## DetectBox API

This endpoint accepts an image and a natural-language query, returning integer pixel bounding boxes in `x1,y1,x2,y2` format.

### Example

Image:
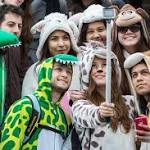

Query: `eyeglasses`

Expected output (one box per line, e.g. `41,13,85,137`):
117,24,141,33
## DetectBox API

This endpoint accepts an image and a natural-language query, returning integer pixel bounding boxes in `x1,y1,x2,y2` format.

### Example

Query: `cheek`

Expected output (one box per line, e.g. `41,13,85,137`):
48,41,57,50
100,31,106,38
68,75,72,83
86,34,90,41
135,32,141,41
90,71,96,81
118,33,124,43
65,41,71,49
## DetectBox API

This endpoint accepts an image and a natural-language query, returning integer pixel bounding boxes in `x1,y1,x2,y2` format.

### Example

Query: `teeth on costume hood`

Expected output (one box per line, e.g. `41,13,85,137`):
55,58,77,65
0,42,21,49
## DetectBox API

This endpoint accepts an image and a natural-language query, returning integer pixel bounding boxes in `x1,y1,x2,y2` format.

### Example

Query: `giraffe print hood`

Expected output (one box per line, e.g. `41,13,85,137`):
124,50,150,114
80,42,121,90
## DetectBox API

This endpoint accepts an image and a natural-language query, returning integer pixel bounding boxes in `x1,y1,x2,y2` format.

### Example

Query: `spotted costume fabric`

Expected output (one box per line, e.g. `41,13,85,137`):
79,42,121,90
72,96,137,150
0,54,78,150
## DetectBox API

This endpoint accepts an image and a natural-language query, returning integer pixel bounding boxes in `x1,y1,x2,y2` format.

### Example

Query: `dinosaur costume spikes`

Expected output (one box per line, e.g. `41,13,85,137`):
54,54,78,65
0,53,79,149
0,30,20,49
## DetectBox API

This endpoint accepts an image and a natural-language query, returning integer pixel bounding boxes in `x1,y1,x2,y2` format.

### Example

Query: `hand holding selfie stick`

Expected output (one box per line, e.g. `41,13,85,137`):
103,7,116,122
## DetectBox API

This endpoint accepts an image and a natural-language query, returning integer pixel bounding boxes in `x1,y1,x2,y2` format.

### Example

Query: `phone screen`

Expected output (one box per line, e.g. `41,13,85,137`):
103,8,115,19
134,115,148,130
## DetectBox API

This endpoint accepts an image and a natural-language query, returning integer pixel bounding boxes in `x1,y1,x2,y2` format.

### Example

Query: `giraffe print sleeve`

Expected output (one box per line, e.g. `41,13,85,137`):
123,95,137,120
0,98,32,150
72,100,106,128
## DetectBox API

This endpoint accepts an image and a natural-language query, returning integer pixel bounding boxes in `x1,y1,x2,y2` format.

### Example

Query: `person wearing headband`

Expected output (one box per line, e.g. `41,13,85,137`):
72,42,136,150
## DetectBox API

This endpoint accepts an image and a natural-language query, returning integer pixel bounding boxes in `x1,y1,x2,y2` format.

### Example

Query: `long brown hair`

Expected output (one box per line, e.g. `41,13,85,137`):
112,23,150,95
87,61,132,133
20,0,33,45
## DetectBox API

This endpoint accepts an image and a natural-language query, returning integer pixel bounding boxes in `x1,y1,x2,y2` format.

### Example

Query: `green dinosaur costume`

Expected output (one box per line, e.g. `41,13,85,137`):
0,30,20,124
0,54,78,150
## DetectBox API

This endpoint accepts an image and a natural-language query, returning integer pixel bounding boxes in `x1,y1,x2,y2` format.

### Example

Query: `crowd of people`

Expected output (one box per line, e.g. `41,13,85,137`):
0,0,150,150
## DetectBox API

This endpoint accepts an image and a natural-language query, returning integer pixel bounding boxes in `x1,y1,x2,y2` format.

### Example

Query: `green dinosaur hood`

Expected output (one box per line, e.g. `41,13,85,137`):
0,29,20,49
33,54,78,134
34,54,78,101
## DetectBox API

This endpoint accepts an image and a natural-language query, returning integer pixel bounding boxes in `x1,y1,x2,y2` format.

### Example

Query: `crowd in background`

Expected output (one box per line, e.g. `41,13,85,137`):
0,0,150,150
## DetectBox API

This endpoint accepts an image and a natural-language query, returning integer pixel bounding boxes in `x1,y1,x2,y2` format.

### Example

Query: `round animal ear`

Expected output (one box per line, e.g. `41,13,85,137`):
31,20,46,34
136,8,149,19
68,20,79,40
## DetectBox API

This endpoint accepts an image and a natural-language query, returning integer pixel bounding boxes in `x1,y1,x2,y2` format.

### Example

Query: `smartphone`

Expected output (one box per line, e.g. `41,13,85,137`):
134,115,148,130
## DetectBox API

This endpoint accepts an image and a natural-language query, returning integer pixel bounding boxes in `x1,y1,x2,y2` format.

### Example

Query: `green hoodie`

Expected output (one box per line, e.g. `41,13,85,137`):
0,54,78,150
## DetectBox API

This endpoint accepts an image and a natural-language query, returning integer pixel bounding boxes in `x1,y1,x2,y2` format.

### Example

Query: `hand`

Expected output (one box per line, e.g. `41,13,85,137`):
136,124,150,143
69,90,87,102
99,102,115,119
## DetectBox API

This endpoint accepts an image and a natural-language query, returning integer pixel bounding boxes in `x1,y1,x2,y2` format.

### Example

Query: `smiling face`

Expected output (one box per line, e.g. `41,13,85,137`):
51,62,73,92
0,12,22,37
48,30,71,56
86,21,106,45
4,0,24,6
118,24,141,53
131,62,150,96
90,57,106,88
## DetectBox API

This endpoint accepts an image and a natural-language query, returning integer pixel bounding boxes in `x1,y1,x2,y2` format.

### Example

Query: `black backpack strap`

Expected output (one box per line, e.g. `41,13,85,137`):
23,95,41,144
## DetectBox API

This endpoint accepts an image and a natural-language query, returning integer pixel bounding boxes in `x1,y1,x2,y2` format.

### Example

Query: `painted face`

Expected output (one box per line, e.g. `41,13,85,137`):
118,24,141,53
4,0,24,6
48,30,71,56
131,63,150,96
0,12,22,37
86,21,106,45
90,57,106,87
51,62,73,92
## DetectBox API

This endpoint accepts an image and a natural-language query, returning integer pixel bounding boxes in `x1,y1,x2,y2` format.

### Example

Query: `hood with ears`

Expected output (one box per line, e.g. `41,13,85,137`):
80,41,121,90
33,54,78,134
113,4,150,48
31,12,80,60
124,50,150,114
78,4,105,33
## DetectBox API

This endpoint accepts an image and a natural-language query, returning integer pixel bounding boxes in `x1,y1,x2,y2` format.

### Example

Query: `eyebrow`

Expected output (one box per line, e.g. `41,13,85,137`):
55,63,72,69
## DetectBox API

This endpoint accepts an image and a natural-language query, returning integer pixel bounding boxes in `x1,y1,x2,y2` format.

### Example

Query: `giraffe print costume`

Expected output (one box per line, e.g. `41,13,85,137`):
0,54,78,150
72,43,137,150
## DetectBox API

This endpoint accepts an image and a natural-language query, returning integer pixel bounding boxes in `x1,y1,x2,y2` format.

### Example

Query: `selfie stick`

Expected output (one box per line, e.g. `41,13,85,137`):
104,8,116,103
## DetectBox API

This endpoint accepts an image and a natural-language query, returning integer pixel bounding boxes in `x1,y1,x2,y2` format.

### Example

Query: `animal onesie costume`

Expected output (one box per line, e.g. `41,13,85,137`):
22,12,80,96
0,54,78,150
72,43,137,150
124,51,150,150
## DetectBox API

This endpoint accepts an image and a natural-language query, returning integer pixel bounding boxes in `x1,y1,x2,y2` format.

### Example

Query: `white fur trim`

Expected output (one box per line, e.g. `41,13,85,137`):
69,13,83,27
31,13,79,60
